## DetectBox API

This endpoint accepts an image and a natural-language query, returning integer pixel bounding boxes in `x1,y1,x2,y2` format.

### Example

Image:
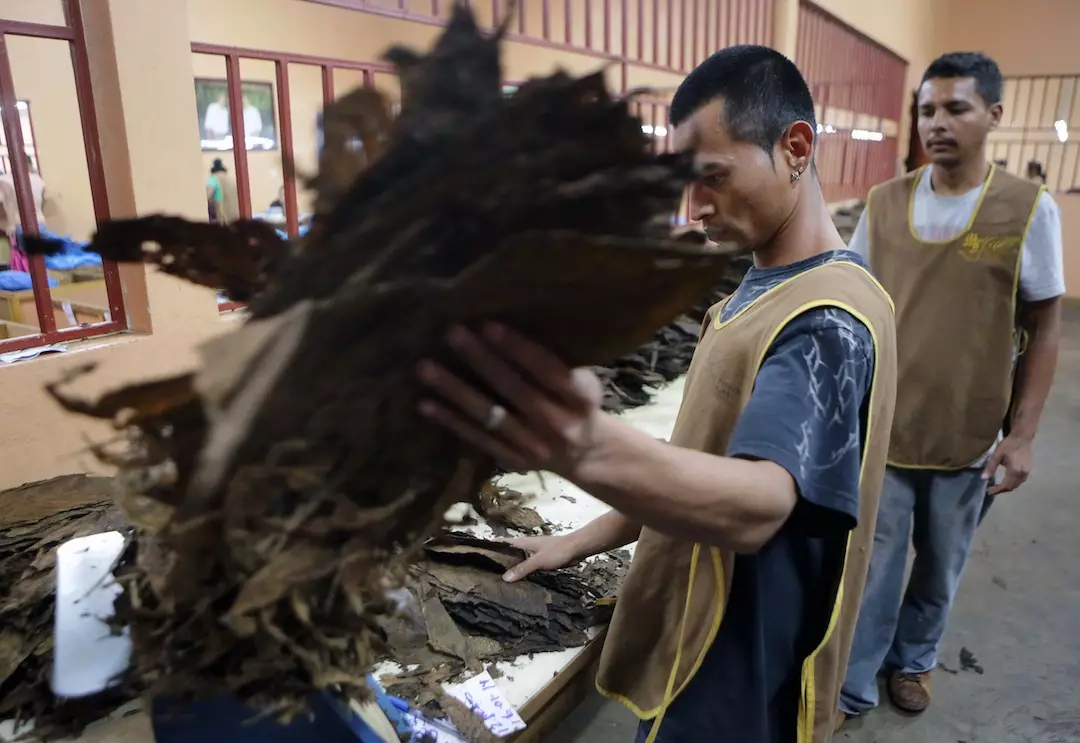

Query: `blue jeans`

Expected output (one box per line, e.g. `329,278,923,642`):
840,466,991,714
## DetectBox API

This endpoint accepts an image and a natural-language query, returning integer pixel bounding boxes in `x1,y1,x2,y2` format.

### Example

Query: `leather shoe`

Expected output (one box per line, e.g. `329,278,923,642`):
888,671,932,713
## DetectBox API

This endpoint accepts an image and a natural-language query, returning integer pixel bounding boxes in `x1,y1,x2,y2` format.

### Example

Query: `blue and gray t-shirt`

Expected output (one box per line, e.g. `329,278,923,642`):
638,249,876,743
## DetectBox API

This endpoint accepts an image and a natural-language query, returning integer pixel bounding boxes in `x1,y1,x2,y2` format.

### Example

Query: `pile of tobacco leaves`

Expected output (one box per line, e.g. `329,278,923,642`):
0,476,130,736
20,0,735,729
378,532,630,714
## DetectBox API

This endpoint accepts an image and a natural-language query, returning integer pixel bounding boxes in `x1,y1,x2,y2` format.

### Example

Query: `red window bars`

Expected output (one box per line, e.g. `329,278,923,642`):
0,1,126,354
797,1,907,202
990,74,1080,192
189,43,397,311
629,96,695,224
306,0,775,85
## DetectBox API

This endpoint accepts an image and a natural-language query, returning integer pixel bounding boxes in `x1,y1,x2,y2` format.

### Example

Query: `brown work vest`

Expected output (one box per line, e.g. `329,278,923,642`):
867,165,1043,468
595,259,897,743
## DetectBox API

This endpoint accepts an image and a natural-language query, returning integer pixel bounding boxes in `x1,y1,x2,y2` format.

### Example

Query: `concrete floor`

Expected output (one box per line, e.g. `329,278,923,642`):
548,304,1080,743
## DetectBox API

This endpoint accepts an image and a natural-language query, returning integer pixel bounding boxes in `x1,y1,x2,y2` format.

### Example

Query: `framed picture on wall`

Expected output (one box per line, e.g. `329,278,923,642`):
195,78,278,152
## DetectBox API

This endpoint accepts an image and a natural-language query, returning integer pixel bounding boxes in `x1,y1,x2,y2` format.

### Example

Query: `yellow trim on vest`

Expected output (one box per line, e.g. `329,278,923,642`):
595,545,726,726
905,164,996,246
714,260,894,331
600,272,891,742
885,181,1045,471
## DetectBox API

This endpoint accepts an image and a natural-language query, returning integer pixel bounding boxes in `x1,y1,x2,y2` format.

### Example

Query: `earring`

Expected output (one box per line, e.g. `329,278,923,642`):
790,169,803,183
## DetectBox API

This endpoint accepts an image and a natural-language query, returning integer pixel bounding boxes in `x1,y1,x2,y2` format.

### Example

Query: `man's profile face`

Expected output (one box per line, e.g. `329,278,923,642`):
917,77,1001,169
672,98,794,254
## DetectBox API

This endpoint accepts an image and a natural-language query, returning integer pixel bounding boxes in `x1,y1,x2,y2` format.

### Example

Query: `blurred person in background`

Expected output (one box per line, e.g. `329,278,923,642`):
1026,158,1047,185
207,158,228,224
0,155,64,271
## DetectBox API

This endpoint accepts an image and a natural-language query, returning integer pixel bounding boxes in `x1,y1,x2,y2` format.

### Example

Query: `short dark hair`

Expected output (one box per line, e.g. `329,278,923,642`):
922,52,1003,106
211,158,228,174
670,45,817,157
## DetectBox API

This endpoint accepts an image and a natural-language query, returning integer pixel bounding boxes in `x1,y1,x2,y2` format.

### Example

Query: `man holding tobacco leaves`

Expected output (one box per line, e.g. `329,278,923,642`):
417,46,897,743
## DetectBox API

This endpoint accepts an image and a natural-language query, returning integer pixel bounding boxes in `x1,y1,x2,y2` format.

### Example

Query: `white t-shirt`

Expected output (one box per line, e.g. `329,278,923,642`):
847,167,1066,302
846,167,1066,467
204,101,230,140
243,105,263,139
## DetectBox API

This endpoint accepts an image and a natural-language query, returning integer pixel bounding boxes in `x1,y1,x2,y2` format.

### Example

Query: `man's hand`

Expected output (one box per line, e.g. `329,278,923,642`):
502,535,581,582
417,323,605,476
982,435,1033,496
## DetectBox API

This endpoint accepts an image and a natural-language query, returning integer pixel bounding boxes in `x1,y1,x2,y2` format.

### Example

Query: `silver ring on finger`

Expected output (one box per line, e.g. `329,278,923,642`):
485,404,507,432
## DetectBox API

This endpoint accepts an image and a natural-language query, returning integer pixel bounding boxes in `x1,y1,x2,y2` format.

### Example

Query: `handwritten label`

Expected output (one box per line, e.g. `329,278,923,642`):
400,670,526,742
446,671,527,738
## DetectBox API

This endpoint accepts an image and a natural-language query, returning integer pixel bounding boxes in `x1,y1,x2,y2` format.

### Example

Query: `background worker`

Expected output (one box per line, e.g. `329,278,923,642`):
207,158,227,224
1026,158,1047,185
416,46,897,743
841,51,1064,719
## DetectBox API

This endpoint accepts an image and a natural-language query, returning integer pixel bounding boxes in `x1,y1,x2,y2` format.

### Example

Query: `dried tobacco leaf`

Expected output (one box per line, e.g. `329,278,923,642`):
0,476,132,738
26,0,734,726
379,532,629,716
475,483,549,536
24,218,288,304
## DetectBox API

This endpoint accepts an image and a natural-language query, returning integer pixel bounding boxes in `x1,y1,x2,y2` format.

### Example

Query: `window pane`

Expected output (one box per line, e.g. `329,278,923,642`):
0,0,67,27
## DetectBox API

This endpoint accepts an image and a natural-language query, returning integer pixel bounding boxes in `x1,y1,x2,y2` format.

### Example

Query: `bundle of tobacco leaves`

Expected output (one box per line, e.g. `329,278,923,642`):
378,533,629,712
594,260,748,413
0,475,131,737
22,0,734,723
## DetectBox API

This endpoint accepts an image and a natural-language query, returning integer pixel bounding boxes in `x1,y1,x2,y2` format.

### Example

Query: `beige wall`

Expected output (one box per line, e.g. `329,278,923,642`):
940,0,1080,77
0,0,227,492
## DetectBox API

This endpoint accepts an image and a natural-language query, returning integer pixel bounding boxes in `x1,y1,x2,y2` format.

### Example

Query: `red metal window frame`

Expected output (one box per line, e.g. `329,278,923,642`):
190,43,396,311
304,0,775,83
796,1,907,202
203,0,783,302
0,1,127,354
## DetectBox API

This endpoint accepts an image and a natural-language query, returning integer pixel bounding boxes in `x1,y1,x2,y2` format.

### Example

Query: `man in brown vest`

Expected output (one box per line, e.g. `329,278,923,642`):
416,46,897,742
840,52,1064,720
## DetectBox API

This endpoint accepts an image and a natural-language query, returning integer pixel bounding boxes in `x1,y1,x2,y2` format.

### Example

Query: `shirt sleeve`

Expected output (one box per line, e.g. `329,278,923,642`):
1018,191,1066,302
845,209,870,261
725,307,875,537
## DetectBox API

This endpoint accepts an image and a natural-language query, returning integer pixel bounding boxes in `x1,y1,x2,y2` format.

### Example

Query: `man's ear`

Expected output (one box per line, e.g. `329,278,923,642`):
781,120,815,175
988,102,1004,131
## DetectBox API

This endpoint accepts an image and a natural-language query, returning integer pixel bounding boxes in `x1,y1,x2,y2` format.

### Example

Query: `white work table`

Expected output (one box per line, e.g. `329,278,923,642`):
1,379,687,743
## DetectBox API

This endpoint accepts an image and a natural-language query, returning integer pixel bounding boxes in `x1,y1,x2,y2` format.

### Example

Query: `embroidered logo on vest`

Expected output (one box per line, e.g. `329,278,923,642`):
959,232,1022,262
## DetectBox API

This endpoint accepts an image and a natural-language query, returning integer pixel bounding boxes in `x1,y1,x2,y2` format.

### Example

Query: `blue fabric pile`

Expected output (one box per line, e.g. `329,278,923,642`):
0,269,58,291
275,223,311,242
40,230,103,271
14,227,103,271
